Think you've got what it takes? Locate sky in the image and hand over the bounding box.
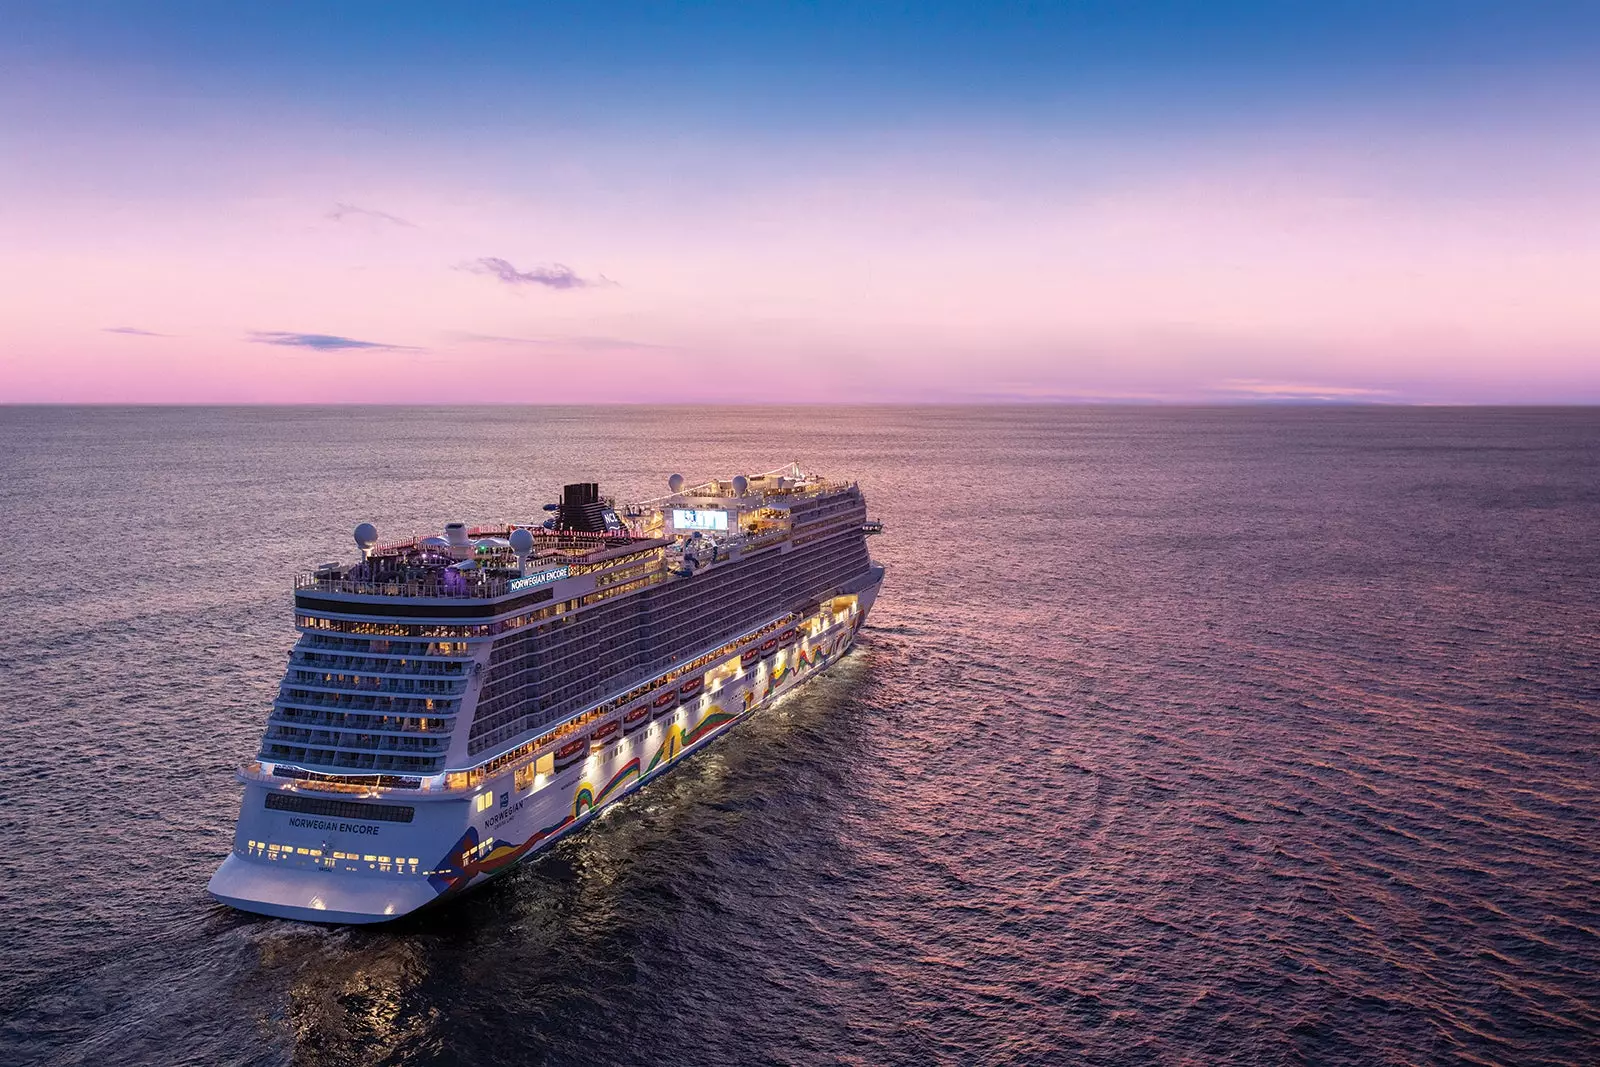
[2,1,1598,404]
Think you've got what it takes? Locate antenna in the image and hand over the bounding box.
[509,527,534,576]
[668,473,684,493]
[353,522,378,563]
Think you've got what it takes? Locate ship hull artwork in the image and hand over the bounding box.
[209,465,884,923]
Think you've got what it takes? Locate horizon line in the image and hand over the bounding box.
[4,400,1600,410]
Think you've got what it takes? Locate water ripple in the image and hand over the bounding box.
[1,405,1597,1066]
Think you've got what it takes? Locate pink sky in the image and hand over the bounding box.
[3,50,1598,403]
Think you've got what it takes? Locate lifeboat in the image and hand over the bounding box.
[679,676,703,699]
[623,705,650,733]
[778,629,797,646]
[652,699,677,721]
[590,720,621,747]
[553,737,587,770]
[760,638,779,656]
[653,689,677,709]
[740,648,759,667]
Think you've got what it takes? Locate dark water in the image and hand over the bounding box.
[2,406,1598,1067]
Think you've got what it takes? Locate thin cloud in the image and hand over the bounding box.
[452,331,670,351]
[1211,378,1396,402]
[327,202,416,227]
[248,331,417,352]
[460,257,612,290]
[974,383,1187,403]
[103,326,169,337]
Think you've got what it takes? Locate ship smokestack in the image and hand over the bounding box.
[556,482,606,533]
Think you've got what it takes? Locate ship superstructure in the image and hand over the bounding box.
[209,464,884,923]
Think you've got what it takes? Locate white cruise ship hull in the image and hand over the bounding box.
[209,572,880,924]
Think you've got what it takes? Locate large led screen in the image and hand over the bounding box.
[672,508,729,531]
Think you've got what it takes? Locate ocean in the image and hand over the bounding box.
[1,405,1596,1066]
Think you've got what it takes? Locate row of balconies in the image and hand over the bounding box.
[299,634,475,658]
[270,706,456,734]
[263,723,450,753]
[276,689,458,715]
[260,742,444,773]
[291,650,472,674]
[285,669,468,695]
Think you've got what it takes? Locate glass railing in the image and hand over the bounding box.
[295,573,519,599]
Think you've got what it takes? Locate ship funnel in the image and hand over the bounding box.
[556,483,606,532]
[443,522,470,548]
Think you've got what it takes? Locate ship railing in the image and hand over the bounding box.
[276,691,457,713]
[296,663,467,678]
[629,476,852,509]
[264,725,452,751]
[296,574,516,599]
[271,710,456,735]
[288,653,469,675]
[284,679,468,698]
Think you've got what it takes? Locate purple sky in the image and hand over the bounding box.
[3,3,1598,403]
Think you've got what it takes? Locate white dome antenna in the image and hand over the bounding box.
[509,527,534,576]
[732,475,748,497]
[354,522,378,561]
[668,473,684,493]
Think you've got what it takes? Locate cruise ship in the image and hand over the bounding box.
[209,464,884,923]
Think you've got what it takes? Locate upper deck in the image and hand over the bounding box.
[261,464,877,780]
[295,463,863,606]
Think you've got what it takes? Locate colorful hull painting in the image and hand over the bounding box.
[417,599,874,910]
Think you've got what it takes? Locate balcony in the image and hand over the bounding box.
[276,690,458,715]
[285,671,468,696]
[270,707,456,735]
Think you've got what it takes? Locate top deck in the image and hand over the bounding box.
[295,464,860,600]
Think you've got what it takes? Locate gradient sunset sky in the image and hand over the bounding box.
[3,2,1598,403]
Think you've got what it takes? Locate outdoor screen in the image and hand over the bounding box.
[672,508,729,531]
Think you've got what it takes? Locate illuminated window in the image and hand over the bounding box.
[474,791,493,812]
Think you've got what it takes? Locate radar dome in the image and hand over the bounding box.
[354,522,378,549]
[509,528,534,555]
[668,473,684,493]
[732,475,749,496]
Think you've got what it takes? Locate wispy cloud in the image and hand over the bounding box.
[327,202,416,227]
[451,331,670,351]
[103,326,169,337]
[973,383,1187,403]
[1210,378,1396,402]
[247,331,416,351]
[460,257,611,290]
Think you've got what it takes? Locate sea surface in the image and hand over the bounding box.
[1,405,1597,1067]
